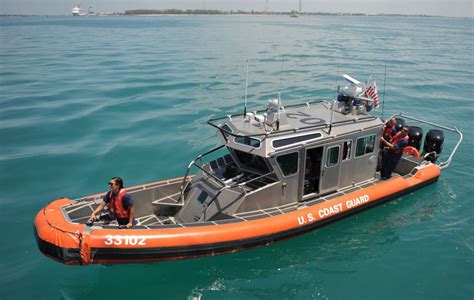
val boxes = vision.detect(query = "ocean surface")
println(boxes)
[0,15,473,299]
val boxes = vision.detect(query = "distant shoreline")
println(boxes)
[1,9,470,18]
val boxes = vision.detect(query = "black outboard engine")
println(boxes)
[423,129,444,162]
[395,117,405,132]
[407,126,423,150]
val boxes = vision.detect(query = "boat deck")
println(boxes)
[62,171,408,229]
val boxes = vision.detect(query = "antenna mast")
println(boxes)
[328,65,339,134]
[381,61,387,121]
[244,60,249,117]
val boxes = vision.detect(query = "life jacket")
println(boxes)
[391,132,409,154]
[108,189,129,219]
[383,120,396,141]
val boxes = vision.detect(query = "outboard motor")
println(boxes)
[423,129,444,162]
[395,117,405,132]
[407,126,423,150]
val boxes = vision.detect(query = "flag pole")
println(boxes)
[381,61,387,121]
[244,60,249,117]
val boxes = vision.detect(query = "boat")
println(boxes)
[34,73,463,265]
[71,4,87,16]
[72,5,81,16]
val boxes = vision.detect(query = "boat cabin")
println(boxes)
[172,96,383,223]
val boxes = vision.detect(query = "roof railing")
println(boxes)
[208,100,377,139]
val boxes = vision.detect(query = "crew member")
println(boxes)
[383,118,397,142]
[88,177,135,228]
[380,126,409,179]
[377,117,398,171]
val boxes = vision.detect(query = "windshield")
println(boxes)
[232,148,270,173]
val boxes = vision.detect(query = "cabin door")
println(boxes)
[319,142,342,194]
[302,146,323,199]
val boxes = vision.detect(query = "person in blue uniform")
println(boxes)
[380,126,409,179]
[88,177,135,228]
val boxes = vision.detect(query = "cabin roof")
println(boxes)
[208,100,383,157]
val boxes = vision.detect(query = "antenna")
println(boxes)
[381,61,387,121]
[328,64,339,134]
[278,58,285,94]
[244,60,249,117]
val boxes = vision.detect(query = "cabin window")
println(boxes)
[326,146,340,167]
[272,133,322,149]
[233,149,269,173]
[342,141,352,161]
[235,136,261,148]
[355,135,376,157]
[276,152,299,177]
[220,124,232,138]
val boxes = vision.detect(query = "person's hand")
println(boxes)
[126,222,133,228]
[86,214,96,226]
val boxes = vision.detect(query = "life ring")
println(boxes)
[403,146,420,158]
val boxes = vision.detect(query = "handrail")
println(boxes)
[395,113,463,169]
[179,144,226,202]
[230,171,276,189]
[203,170,277,221]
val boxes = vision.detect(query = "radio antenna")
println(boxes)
[244,59,249,117]
[278,57,285,94]
[328,64,339,134]
[381,61,387,121]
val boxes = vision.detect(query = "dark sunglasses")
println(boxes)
[108,182,116,186]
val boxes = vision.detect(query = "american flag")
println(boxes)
[365,79,380,109]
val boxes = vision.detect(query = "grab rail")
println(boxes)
[179,144,226,202]
[207,100,377,138]
[394,113,463,169]
[203,170,277,221]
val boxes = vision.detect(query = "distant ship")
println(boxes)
[72,4,93,16]
[72,5,82,16]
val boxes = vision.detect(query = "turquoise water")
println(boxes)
[1,15,473,299]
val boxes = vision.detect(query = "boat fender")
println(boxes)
[403,146,420,158]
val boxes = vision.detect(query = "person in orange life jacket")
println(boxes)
[377,117,398,171]
[383,118,397,142]
[88,177,135,228]
[380,126,409,179]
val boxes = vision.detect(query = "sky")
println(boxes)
[0,0,472,17]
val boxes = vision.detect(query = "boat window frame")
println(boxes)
[325,145,341,167]
[271,132,323,149]
[275,151,299,178]
[234,135,262,149]
[354,134,376,158]
[220,124,233,139]
[342,140,352,162]
[231,148,270,173]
